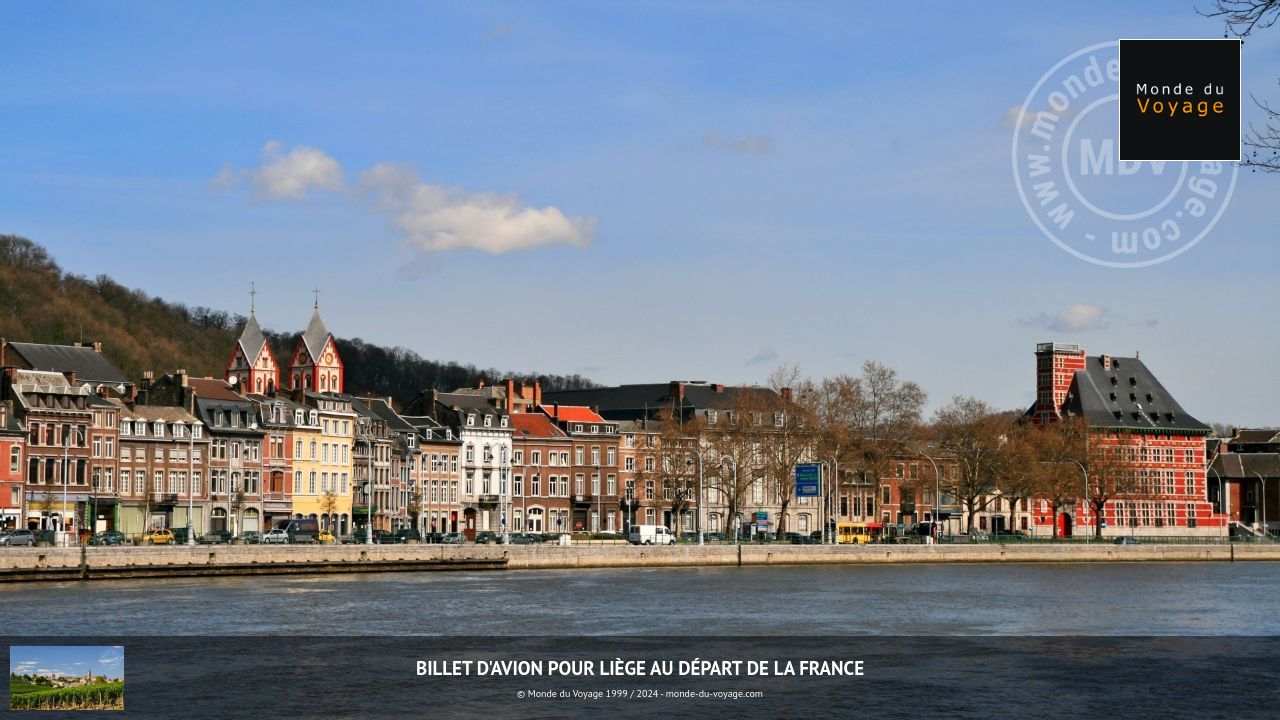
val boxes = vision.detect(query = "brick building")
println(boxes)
[1029,342,1220,537]
[509,411,572,534]
[539,405,622,533]
[0,400,25,531]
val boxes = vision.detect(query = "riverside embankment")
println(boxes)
[1,541,1277,581]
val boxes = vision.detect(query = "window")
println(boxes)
[532,475,541,496]
[9,447,19,473]
[625,456,635,471]
[309,472,317,495]
[576,474,585,495]
[607,448,616,466]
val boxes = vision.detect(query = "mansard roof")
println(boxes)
[1062,354,1210,434]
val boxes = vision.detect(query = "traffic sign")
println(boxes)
[795,463,821,497]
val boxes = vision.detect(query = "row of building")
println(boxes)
[0,305,1275,540]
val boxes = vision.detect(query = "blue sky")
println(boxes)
[2,1,1277,425]
[9,645,124,679]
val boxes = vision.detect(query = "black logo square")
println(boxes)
[1119,39,1241,161]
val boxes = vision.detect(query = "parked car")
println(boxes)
[393,529,422,544]
[474,531,499,544]
[421,532,443,544]
[508,533,539,545]
[261,528,291,544]
[144,529,175,545]
[237,530,263,544]
[317,530,336,544]
[277,518,319,543]
[0,529,35,546]
[441,532,467,544]
[784,532,816,544]
[89,530,127,546]
[199,530,233,545]
[1114,536,1141,545]
[350,527,393,544]
[629,524,676,546]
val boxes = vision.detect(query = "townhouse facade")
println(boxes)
[402,414,463,533]
[294,392,356,535]
[114,402,208,535]
[0,400,25,531]
[539,405,623,533]
[509,411,572,534]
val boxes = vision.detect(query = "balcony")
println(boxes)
[478,494,500,506]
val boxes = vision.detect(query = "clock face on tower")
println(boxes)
[324,352,334,364]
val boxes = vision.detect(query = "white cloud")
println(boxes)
[358,162,596,254]
[745,348,779,366]
[486,22,515,41]
[210,140,344,200]
[703,131,776,155]
[1021,304,1109,332]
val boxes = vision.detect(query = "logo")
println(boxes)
[1012,41,1237,268]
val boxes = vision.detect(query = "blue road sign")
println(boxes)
[795,463,821,497]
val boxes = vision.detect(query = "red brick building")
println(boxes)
[539,405,623,533]
[1029,342,1220,537]
[0,400,24,531]
[509,412,571,534]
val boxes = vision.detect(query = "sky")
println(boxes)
[9,645,124,679]
[2,1,1278,426]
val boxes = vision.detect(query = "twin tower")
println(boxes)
[225,298,344,396]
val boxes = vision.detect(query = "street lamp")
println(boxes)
[921,452,941,543]
[1252,471,1268,539]
[61,425,86,546]
[1207,465,1226,535]
[362,480,373,546]
[718,455,739,544]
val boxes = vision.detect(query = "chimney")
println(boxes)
[478,379,485,389]
[552,402,559,420]
[505,379,516,414]
[63,370,77,386]
[669,381,685,404]
[713,384,724,393]
[176,369,188,388]
[92,341,103,353]
[781,387,793,402]
[533,380,542,407]
[1102,354,1112,370]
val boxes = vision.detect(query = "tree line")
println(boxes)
[0,234,596,406]
[634,362,1154,540]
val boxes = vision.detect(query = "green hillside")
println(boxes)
[0,234,595,405]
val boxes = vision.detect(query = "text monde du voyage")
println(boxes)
[1134,82,1228,118]
[418,659,865,677]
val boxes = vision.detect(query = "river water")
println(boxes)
[2,562,1276,636]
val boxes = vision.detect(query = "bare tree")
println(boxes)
[704,394,764,543]
[932,396,1004,533]
[753,365,814,536]
[1077,427,1140,539]
[1200,1,1280,170]
[841,362,928,522]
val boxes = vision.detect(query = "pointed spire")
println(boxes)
[302,305,331,361]
[312,287,321,310]
[249,282,257,315]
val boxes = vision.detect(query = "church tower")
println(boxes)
[226,284,280,394]
[289,294,344,393]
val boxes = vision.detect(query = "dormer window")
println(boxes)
[707,410,717,424]
[173,423,185,438]
[484,415,492,427]
[468,414,476,426]
[574,424,583,433]
[500,417,507,428]
[774,412,784,427]
[192,425,203,439]
[120,421,132,436]
[153,421,165,436]
[590,425,598,434]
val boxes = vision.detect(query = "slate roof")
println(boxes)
[300,308,331,361]
[1232,429,1280,445]
[6,342,129,386]
[1211,452,1280,479]
[1059,355,1209,434]
[236,313,269,361]
[352,396,415,433]
[542,382,784,420]
[435,392,508,416]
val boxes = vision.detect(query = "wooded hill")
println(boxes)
[0,234,597,404]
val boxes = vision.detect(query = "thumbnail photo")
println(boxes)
[8,646,124,711]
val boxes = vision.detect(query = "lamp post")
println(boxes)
[719,455,739,544]
[62,425,85,546]
[91,474,98,542]
[1069,458,1089,543]
[921,452,941,543]
[1252,471,1268,539]
[1207,465,1226,536]
[695,448,705,546]
[362,480,373,545]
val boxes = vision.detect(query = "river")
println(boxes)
[2,562,1276,636]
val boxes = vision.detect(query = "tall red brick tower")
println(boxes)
[1032,341,1086,424]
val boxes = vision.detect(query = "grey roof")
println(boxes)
[542,382,782,420]
[7,342,129,386]
[300,308,331,361]
[1060,355,1209,434]
[1212,452,1280,479]
[1232,429,1280,445]
[352,397,415,432]
[236,313,269,361]
[435,392,508,415]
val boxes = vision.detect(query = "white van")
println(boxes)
[629,524,676,546]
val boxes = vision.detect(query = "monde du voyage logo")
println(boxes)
[1012,40,1240,268]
